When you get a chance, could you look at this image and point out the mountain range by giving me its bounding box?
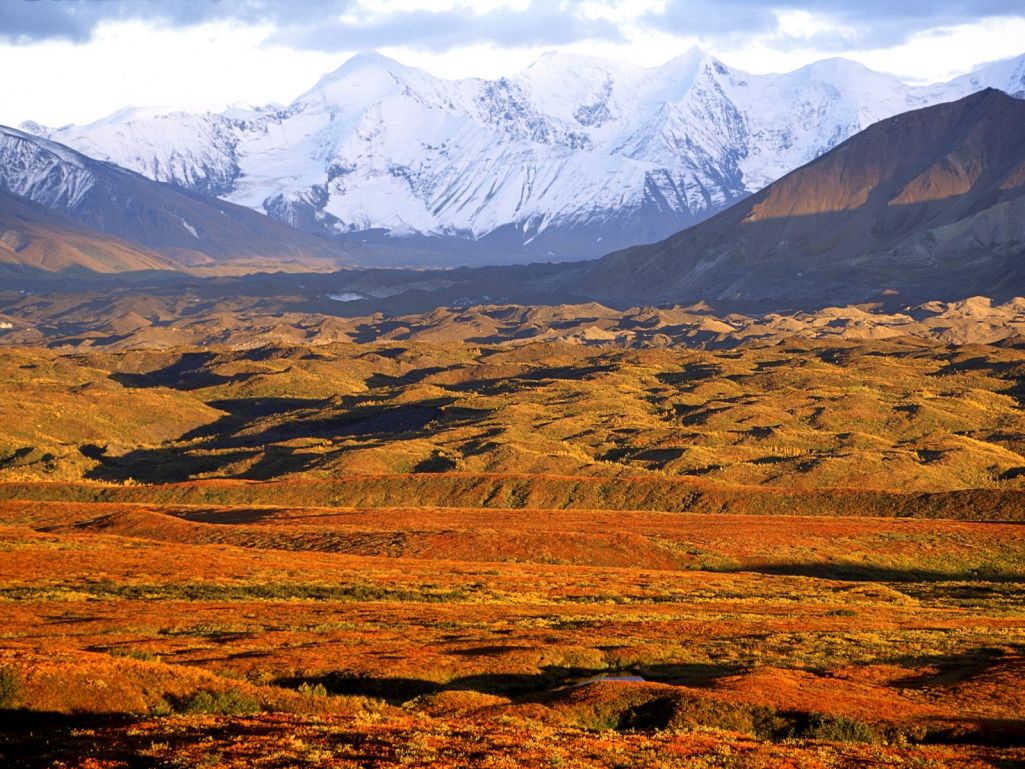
[22,49,1025,264]
[200,87,1024,312]
[3,54,1025,312]
[561,88,1025,306]
[0,124,354,274]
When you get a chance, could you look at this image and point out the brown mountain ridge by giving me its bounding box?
[0,190,183,274]
[564,89,1025,306]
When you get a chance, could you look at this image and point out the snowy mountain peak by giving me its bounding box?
[87,105,184,127]
[21,49,1025,265]
[797,56,884,75]
[660,46,716,70]
[17,120,47,135]
[790,57,907,91]
[337,50,409,72]
[305,51,423,89]
[952,52,1025,97]
[0,124,96,211]
[294,51,436,113]
[526,50,639,75]
[653,47,727,82]
[1,124,87,168]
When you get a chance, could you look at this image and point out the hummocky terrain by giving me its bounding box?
[5,334,1025,497]
[21,49,1025,263]
[2,335,1025,768]
[3,282,1025,350]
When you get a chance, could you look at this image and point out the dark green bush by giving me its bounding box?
[0,668,22,709]
[178,688,260,716]
[615,694,788,738]
[108,647,159,662]
[806,713,880,744]
[297,682,328,698]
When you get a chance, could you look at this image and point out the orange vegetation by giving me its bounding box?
[0,337,1023,766]
[1,496,1024,766]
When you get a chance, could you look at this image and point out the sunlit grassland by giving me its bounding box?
[2,337,1025,766]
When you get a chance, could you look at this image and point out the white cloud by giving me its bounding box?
[357,0,532,16]
[710,14,1025,82]
[772,9,854,41]
[0,20,344,126]
[575,0,666,24]
[1,10,1023,128]
[846,16,1025,83]
[382,43,545,78]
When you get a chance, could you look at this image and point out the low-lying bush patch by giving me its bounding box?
[804,713,881,744]
[0,667,21,709]
[174,689,261,716]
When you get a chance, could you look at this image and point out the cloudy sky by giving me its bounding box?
[2,0,1024,127]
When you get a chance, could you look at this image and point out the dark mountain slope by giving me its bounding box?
[0,126,355,273]
[563,89,1025,307]
[0,190,181,275]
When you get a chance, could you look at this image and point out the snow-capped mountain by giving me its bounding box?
[23,49,1025,264]
[565,88,1025,307]
[0,124,353,272]
[0,124,99,211]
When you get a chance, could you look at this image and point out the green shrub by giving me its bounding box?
[664,695,761,734]
[749,706,793,740]
[806,713,880,744]
[297,682,328,698]
[598,693,787,737]
[178,688,260,716]
[108,647,159,662]
[149,698,174,717]
[0,668,21,709]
